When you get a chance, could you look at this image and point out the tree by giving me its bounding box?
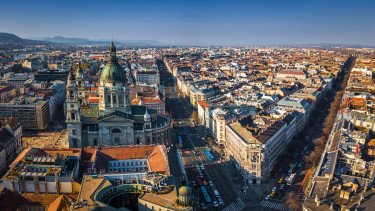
[191,111,199,123]
[286,192,302,211]
[206,136,213,146]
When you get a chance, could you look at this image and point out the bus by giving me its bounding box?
[205,149,215,161]
[196,176,204,186]
[201,186,212,203]
[288,163,297,175]
[178,136,183,144]
[287,173,296,185]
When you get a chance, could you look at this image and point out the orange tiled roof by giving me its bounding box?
[10,148,31,166]
[99,146,156,161]
[148,146,168,173]
[198,100,209,109]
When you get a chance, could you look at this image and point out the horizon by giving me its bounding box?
[1,0,374,46]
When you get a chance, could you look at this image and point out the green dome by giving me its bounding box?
[101,41,127,83]
[179,186,192,196]
[101,61,127,83]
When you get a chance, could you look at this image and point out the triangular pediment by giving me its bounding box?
[97,110,134,122]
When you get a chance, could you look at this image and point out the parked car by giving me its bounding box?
[280,184,285,190]
[201,203,207,209]
[218,197,224,205]
[213,201,219,207]
[209,181,214,188]
[265,195,271,200]
[272,187,277,192]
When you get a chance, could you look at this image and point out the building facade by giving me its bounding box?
[66,42,171,148]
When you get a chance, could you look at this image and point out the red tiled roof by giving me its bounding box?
[99,146,156,161]
[148,146,168,173]
[198,100,209,109]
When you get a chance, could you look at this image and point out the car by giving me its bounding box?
[209,181,214,187]
[298,162,302,168]
[192,181,197,186]
[289,163,293,167]
[203,181,208,186]
[278,179,283,183]
[275,183,279,187]
[270,191,275,196]
[272,187,277,192]
[192,168,197,172]
[201,203,207,210]
[265,195,271,200]
[280,184,285,190]
[202,169,207,174]
[218,197,224,205]
[201,165,205,170]
[213,201,219,207]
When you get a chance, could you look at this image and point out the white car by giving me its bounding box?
[209,181,214,187]
[272,187,277,192]
[213,201,219,207]
[265,195,271,200]
[280,184,285,190]
[218,197,224,205]
[201,165,205,170]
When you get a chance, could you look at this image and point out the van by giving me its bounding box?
[214,190,220,197]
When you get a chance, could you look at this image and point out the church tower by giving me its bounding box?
[66,63,82,148]
[99,40,131,114]
[76,61,86,106]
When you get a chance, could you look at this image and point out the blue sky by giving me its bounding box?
[1,0,374,45]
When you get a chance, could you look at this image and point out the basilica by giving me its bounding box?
[66,41,171,148]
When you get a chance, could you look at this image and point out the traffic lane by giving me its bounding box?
[204,163,238,205]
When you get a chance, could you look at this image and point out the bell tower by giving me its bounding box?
[76,61,86,106]
[66,63,82,148]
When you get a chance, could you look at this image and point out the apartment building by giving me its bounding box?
[225,119,286,184]
[0,98,50,130]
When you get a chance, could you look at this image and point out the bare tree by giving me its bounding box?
[286,192,302,211]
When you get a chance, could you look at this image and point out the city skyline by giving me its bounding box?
[1,0,374,46]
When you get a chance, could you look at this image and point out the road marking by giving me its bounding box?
[260,200,290,211]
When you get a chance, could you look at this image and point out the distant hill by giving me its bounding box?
[0,32,52,50]
[43,36,92,44]
[41,36,166,46]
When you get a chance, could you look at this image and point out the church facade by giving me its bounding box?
[66,42,171,148]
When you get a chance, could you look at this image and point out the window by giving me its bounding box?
[72,129,77,135]
[107,95,111,103]
[119,95,123,103]
[113,95,117,103]
[70,104,74,108]
[71,113,75,120]
[94,139,98,146]
[72,139,78,148]
[112,128,121,133]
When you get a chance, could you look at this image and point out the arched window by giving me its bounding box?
[113,95,117,103]
[72,138,78,148]
[119,95,123,104]
[112,128,121,133]
[107,95,111,103]
[71,113,75,120]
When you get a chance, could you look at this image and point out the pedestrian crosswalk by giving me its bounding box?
[223,198,245,211]
[260,201,290,211]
